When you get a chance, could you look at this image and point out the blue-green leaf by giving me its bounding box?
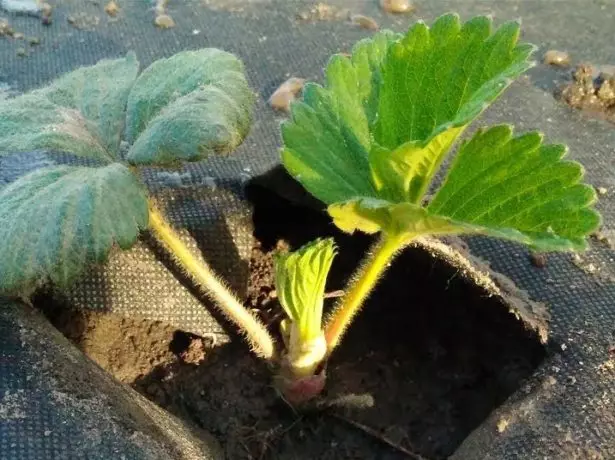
[125,49,255,164]
[274,238,337,343]
[0,54,139,160]
[0,164,149,295]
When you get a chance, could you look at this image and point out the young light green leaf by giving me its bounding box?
[125,49,255,165]
[368,127,463,203]
[274,238,337,343]
[281,30,400,205]
[281,15,534,207]
[328,198,467,237]
[0,164,148,295]
[0,54,139,160]
[428,125,600,250]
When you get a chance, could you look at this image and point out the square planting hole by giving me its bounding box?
[41,180,547,460]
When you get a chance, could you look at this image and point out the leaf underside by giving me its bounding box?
[125,49,255,164]
[274,238,337,342]
[281,14,534,206]
[0,164,148,295]
[0,54,139,161]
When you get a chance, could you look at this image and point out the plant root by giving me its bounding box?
[329,412,430,460]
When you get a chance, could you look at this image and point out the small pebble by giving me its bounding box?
[12,32,24,39]
[597,186,608,196]
[40,2,52,25]
[380,0,414,14]
[104,0,120,17]
[597,77,615,102]
[0,18,14,36]
[269,77,305,112]
[350,14,379,31]
[40,2,52,15]
[154,13,175,29]
[543,50,570,67]
[530,252,548,268]
[16,47,27,57]
[27,36,40,45]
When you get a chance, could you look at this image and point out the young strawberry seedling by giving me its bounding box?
[0,48,277,360]
[277,13,601,402]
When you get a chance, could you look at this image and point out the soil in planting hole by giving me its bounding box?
[42,181,547,460]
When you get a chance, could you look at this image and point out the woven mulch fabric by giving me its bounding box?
[1,1,614,458]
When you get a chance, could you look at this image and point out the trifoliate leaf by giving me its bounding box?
[0,164,148,295]
[125,49,255,164]
[0,54,139,161]
[274,239,337,343]
[281,14,534,206]
[428,125,600,251]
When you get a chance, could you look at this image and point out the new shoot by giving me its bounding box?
[273,238,336,404]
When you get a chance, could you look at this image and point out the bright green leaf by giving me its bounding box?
[374,15,533,147]
[274,238,337,343]
[281,30,399,205]
[0,54,139,160]
[428,125,600,250]
[125,49,255,164]
[0,164,148,295]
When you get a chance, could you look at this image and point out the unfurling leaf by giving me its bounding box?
[0,164,148,295]
[125,49,255,164]
[0,54,139,161]
[274,238,337,343]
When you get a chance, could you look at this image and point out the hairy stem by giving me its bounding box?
[324,232,409,354]
[147,201,275,360]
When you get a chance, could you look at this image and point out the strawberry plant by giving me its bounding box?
[277,14,601,402]
[0,49,277,360]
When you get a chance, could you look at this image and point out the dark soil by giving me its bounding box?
[42,183,547,460]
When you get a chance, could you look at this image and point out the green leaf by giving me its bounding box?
[0,164,149,295]
[274,238,337,342]
[281,30,400,205]
[428,125,600,250]
[125,49,255,165]
[281,15,534,207]
[0,54,139,160]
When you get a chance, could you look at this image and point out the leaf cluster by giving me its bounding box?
[0,49,255,294]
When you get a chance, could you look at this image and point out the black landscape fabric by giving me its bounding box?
[1,1,614,458]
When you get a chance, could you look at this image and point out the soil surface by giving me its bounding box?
[43,185,547,460]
